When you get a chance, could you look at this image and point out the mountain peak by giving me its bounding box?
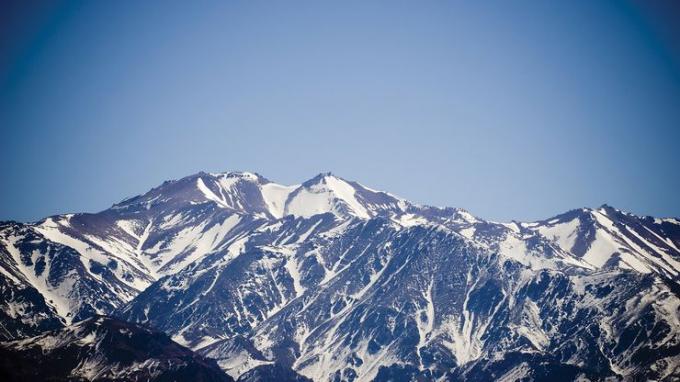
[286,172,371,219]
[210,171,266,183]
[302,172,340,186]
[2,170,680,381]
[597,203,617,212]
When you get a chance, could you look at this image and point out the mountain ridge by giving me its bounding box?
[1,170,679,381]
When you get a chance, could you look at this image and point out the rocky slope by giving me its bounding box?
[0,315,232,381]
[1,171,679,381]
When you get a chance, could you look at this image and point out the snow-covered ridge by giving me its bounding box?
[2,170,680,381]
[192,171,405,220]
[2,170,679,328]
[523,205,680,277]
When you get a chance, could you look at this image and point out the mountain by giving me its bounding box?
[0,315,232,381]
[1,171,680,381]
[523,205,680,278]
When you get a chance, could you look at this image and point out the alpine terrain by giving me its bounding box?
[1,171,679,381]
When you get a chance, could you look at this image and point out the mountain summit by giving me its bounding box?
[1,171,679,381]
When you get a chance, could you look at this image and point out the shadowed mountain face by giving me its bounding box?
[0,316,232,382]
[1,171,680,381]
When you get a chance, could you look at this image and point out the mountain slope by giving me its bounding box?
[525,205,680,278]
[119,216,680,381]
[0,260,64,340]
[0,315,232,381]
[1,170,679,381]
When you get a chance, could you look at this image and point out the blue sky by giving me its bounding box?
[1,0,679,222]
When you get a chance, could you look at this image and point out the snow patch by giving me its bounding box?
[261,183,298,219]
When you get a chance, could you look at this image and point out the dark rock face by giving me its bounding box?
[0,316,232,382]
[1,171,680,381]
[237,364,313,382]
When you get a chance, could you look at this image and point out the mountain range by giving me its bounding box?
[1,171,679,381]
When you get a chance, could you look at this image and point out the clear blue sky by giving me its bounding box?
[1,0,679,222]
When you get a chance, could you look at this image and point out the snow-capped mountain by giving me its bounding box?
[1,171,679,381]
[523,205,680,278]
